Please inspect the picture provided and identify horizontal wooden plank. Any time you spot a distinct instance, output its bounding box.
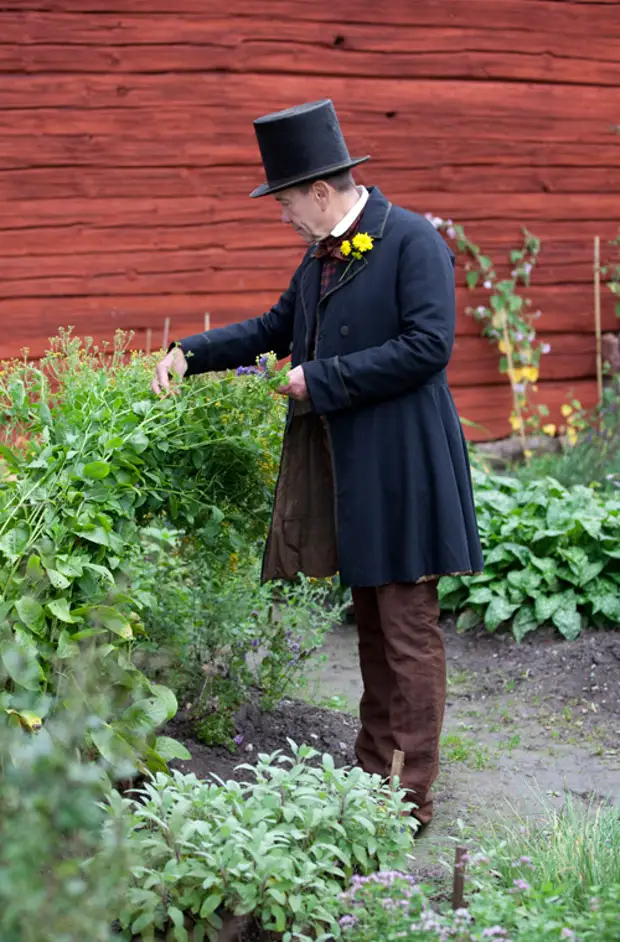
[1,32,619,86]
[1,73,619,120]
[453,379,599,441]
[2,1,618,39]
[3,193,620,232]
[1,240,616,293]
[3,164,619,202]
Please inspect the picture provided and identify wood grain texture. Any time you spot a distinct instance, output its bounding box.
[2,0,618,440]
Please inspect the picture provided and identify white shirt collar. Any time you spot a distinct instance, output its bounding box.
[330,186,369,238]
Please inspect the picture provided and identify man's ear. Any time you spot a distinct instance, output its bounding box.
[312,180,331,205]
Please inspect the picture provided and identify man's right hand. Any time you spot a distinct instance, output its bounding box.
[152,346,188,396]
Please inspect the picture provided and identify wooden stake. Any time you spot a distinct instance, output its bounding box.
[145,328,152,356]
[499,307,528,461]
[389,749,405,785]
[452,846,468,911]
[594,236,603,404]
[204,312,211,332]
[162,317,170,351]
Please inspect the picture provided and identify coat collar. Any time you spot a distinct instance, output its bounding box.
[300,187,392,335]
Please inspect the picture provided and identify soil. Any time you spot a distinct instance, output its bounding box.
[168,617,620,870]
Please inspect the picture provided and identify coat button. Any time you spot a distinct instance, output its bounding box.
[340,325,350,337]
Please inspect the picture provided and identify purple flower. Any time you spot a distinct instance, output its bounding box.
[447,226,457,239]
[233,734,244,746]
[290,642,300,653]
[542,343,551,354]
[236,365,260,376]
[515,331,524,342]
[482,929,508,938]
[511,878,530,893]
[518,855,535,869]
[476,305,487,316]
[524,262,532,275]
[258,355,268,372]
[560,931,575,940]
[514,383,526,393]
[251,639,260,648]
[339,915,357,929]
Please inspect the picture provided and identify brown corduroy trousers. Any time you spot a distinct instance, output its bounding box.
[351,580,446,825]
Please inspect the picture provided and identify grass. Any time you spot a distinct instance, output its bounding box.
[483,793,620,912]
[440,731,490,769]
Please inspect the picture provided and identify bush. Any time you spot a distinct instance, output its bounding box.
[0,654,130,942]
[110,742,416,941]
[439,469,620,640]
[0,331,286,767]
[131,525,343,746]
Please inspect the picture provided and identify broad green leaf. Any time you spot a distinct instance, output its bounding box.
[56,629,78,659]
[46,568,71,590]
[270,905,287,933]
[438,576,463,599]
[552,606,582,641]
[507,568,542,597]
[26,554,44,582]
[131,912,155,935]
[129,429,150,453]
[15,596,46,634]
[594,592,620,622]
[39,402,53,427]
[534,594,564,623]
[83,460,111,480]
[0,526,30,562]
[75,526,110,547]
[199,894,223,919]
[484,596,519,632]
[1,644,45,690]
[169,908,188,942]
[150,684,178,723]
[512,605,539,643]
[90,605,133,638]
[47,598,78,623]
[467,586,494,605]
[456,609,480,632]
[268,889,287,906]
[154,736,191,761]
[91,725,136,766]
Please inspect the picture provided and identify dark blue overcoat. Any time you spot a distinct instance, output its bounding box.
[179,187,483,587]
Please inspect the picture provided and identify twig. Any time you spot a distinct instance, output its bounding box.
[499,306,528,461]
[204,312,211,332]
[145,328,152,356]
[162,317,170,352]
[389,749,405,786]
[594,236,603,405]
[452,846,468,911]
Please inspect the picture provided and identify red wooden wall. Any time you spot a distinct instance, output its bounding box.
[1,0,620,439]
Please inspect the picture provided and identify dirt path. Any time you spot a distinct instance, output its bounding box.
[300,618,620,865]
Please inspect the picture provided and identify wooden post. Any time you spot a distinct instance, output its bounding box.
[594,236,603,404]
[145,328,152,356]
[389,749,405,785]
[499,306,528,461]
[204,312,211,332]
[162,317,170,352]
[452,846,468,910]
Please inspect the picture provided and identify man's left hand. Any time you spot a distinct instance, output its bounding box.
[277,365,309,401]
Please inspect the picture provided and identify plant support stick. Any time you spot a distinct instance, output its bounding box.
[594,236,603,404]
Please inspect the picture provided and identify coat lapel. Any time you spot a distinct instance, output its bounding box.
[317,187,392,308]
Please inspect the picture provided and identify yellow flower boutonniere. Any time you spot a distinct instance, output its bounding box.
[339,232,374,280]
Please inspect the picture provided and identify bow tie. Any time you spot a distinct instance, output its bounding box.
[313,235,345,260]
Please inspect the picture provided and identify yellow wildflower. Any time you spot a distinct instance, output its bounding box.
[509,368,525,384]
[340,240,352,257]
[522,366,539,383]
[524,449,533,461]
[498,340,508,354]
[351,232,374,253]
[566,426,578,446]
[561,404,573,418]
[509,414,523,432]
[542,423,556,437]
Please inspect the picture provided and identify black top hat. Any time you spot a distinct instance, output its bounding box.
[249,99,370,198]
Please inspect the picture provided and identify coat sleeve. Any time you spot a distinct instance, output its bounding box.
[174,263,301,376]
[302,226,455,413]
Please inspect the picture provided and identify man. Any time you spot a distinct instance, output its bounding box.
[153,100,483,826]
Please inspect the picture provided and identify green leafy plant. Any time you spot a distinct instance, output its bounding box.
[439,469,620,640]
[0,330,285,767]
[0,652,131,942]
[110,742,416,941]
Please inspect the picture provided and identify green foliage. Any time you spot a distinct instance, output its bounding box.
[439,469,620,640]
[130,525,343,746]
[0,654,130,942]
[110,742,416,941]
[333,799,620,941]
[511,386,620,492]
[0,330,285,768]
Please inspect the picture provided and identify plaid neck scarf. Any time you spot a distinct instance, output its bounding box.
[313,215,362,297]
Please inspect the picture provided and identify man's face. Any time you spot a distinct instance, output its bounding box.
[274,184,329,244]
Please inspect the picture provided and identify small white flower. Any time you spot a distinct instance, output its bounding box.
[484,279,493,290]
